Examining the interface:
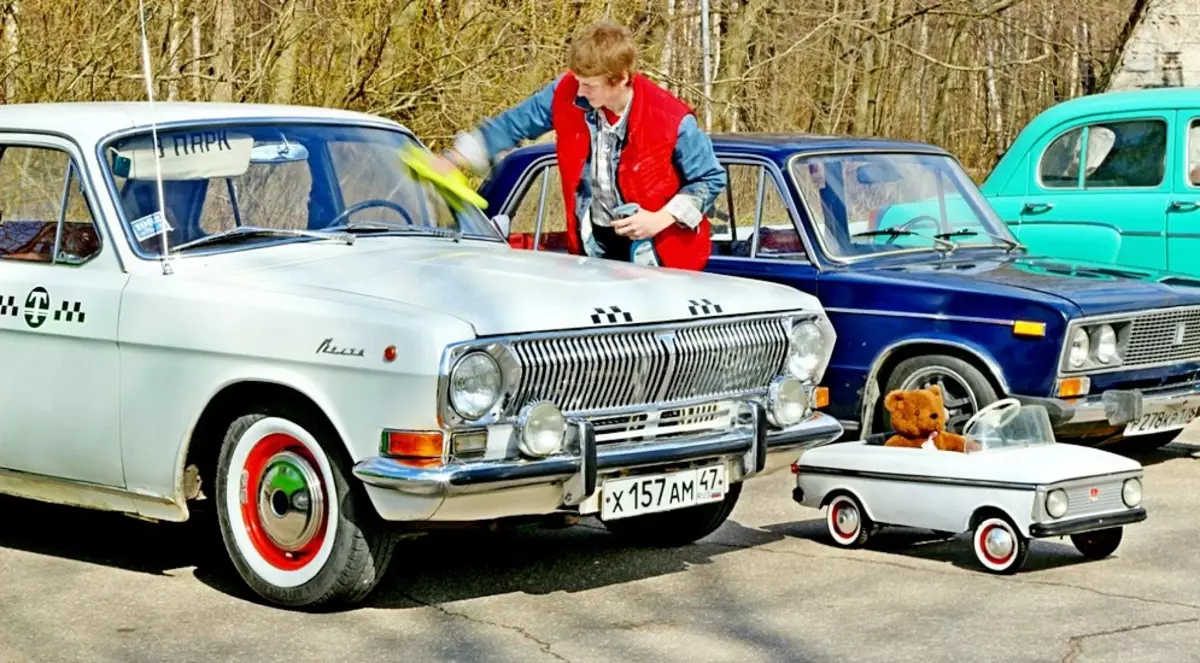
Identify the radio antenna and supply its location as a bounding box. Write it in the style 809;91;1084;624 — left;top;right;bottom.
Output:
136;0;173;275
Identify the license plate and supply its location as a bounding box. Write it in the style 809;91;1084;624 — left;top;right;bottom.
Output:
600;464;726;521
1124;402;1200;436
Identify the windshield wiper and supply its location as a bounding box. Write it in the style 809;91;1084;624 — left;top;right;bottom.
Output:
934;228;1025;253
323;221;462;242
171;226;355;253
852;228;957;252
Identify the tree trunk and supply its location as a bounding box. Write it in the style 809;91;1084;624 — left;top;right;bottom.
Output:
212;0;235;102
168;0;182;101
3;0;19;103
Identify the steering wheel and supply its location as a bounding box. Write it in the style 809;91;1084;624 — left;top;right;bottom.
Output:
884;214;941;243
963;397;1021;434
327;198;415;227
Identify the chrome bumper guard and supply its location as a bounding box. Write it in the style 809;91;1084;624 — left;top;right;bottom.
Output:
1016;382;1200;427
352;404;844;502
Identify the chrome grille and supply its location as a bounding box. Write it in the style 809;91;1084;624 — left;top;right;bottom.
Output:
1062;481;1127;519
507;317;791;415
1124;307;1200;367
589;402;735;445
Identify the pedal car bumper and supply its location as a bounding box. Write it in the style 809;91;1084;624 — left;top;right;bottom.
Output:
1015;382;1200;437
1030;507;1147;537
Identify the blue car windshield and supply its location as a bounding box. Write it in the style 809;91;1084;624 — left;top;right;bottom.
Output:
100;122;501;256
789;151;1016;259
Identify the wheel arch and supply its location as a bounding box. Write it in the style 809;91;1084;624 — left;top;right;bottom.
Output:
859;339;1010;434
819;486;877;522
967;504;1028;537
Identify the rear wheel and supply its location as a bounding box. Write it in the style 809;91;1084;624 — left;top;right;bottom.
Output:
826;493;873;548
602;482;742;547
882;354;1000;434
1071;527;1123;560
215;411;396;609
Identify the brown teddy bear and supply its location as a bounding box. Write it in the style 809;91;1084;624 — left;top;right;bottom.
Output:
882;385;969;452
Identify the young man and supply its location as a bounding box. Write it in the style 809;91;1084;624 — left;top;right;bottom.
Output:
441;20;727;271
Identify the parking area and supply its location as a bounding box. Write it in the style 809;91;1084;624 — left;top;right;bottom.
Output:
1;424;1197;663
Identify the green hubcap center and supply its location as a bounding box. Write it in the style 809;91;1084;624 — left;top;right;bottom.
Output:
257;451;324;552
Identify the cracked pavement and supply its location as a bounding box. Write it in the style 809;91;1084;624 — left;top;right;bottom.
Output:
1;425;1197;663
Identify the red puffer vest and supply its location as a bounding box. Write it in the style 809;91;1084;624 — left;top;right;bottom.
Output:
550;72;711;271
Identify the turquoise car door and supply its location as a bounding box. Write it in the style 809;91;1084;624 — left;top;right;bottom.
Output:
1168;110;1200;276
1013;112;1172;271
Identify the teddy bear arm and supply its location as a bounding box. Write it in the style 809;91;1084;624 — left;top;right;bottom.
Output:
936;431;968;452
884;434;924;448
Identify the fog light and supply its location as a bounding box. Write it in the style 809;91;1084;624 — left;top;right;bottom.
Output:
517;401;566;457
768;376;807;427
1122;478;1142;507
1046;488;1068;518
451;430;488;457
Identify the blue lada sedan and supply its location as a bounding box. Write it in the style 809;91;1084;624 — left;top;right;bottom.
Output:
477;133;1200;449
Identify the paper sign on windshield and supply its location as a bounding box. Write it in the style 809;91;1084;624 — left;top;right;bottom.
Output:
130;210;172;241
113;130;254;181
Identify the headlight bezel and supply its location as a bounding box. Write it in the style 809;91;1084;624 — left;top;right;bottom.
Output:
1045;488;1069;519
438;341;523;427
448;351;503;420
785;314;835;384
1059;318;1132;375
1122;477;1142;507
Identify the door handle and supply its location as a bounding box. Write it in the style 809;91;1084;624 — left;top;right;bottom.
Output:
1169;200;1200;212
1022;202;1053;214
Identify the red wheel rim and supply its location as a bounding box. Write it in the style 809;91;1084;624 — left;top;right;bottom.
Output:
830;499;859;541
978;523;1014;565
240;432;329;571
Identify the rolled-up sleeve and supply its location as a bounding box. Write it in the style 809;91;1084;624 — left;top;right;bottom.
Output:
452;76;561;173
665;114;728;229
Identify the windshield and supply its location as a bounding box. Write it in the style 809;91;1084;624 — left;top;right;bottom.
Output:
789;151;1018;259
962;402;1056;453
101;122;501;255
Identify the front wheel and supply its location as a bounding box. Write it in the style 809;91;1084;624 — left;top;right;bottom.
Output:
1071;527;1123;560
602;482;742;547
215;412;396;609
972;515;1029;574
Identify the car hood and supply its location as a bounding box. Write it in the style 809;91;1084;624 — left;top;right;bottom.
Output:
189;237;820;336
870;255;1200;317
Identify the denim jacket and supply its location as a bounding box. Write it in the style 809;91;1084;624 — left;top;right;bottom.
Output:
453;75;728;233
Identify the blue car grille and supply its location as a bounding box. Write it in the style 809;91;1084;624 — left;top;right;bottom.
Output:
507;317;790;415
1123;307;1200;367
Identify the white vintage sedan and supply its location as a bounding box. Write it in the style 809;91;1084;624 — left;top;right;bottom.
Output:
791;399;1146;573
0;101;841;608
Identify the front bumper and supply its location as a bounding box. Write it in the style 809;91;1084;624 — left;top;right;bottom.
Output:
1029;507;1147;537
1014;382;1200;436
352;403;844;504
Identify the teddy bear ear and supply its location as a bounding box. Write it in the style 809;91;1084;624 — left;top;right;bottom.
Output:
926;384;942;397
885;391;905;409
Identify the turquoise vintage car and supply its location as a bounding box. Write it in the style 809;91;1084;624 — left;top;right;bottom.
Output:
980;87;1200;276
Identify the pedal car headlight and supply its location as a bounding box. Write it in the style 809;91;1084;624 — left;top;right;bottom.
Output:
1067;327;1090;369
1046;489;1069;518
449;352;502;420
787;321;823;380
767;376;807;427
517;401;566;457
1122;478;1142;507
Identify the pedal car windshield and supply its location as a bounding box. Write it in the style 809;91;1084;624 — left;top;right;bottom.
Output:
962;400;1056;452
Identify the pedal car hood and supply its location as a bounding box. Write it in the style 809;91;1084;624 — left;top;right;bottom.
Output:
796;441;1142;486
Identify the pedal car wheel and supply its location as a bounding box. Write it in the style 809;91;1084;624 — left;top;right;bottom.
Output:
1070;527;1123;560
215;411;396;609
972;516;1029;574
826;493;872;547
603;482;742;547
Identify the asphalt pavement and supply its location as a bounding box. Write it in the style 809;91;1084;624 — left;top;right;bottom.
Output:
1;423;1198;663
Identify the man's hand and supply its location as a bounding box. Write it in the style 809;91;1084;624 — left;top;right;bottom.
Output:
612;208;675;240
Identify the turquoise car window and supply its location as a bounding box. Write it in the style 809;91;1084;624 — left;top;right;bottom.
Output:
1039;127;1084;188
1188;120;1200;186
1082;119;1165;188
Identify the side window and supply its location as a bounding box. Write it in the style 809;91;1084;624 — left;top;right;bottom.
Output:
712;162;805;259
0;145;100;264
507;163;568;252
1038;127;1083;188
1189;119;1200;187
1082;119;1166;188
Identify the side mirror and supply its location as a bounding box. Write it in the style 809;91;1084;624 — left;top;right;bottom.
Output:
491;214;511;237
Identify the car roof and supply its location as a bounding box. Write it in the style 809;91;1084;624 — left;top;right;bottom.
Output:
1022;87;1200;128
0;101;409;146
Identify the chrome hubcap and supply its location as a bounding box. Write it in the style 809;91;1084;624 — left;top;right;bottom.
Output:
835;503;859;535
256;451;325;552
984;527;1014;561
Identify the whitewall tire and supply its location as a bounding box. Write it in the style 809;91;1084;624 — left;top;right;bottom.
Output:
826;493;872;548
215;411;395;608
972;516;1029;574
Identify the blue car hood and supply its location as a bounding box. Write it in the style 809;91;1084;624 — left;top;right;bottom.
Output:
870;255;1200;316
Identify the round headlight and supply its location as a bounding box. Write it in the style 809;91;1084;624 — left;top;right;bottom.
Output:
1094;324;1118;364
449;352;502;420
768;376;807;427
518;401;566;457
1068;327;1090;368
787;321;824;380
1122;477;1142;507
1046;488;1069;518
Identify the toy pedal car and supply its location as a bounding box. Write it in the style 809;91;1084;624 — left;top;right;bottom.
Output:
790;399;1147;574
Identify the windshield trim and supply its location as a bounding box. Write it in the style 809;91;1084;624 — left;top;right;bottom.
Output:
94;115;504;262
783;149;1019;266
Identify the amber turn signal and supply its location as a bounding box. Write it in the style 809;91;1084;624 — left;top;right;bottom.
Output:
1055;377;1090;398
1012;320;1046;337
813;386;830;409
383;430;444;459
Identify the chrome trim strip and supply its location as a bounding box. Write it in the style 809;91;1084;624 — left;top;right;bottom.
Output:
794;464;1039;491
353;412;844;496
858;338;1012;435
823;307;1016;326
